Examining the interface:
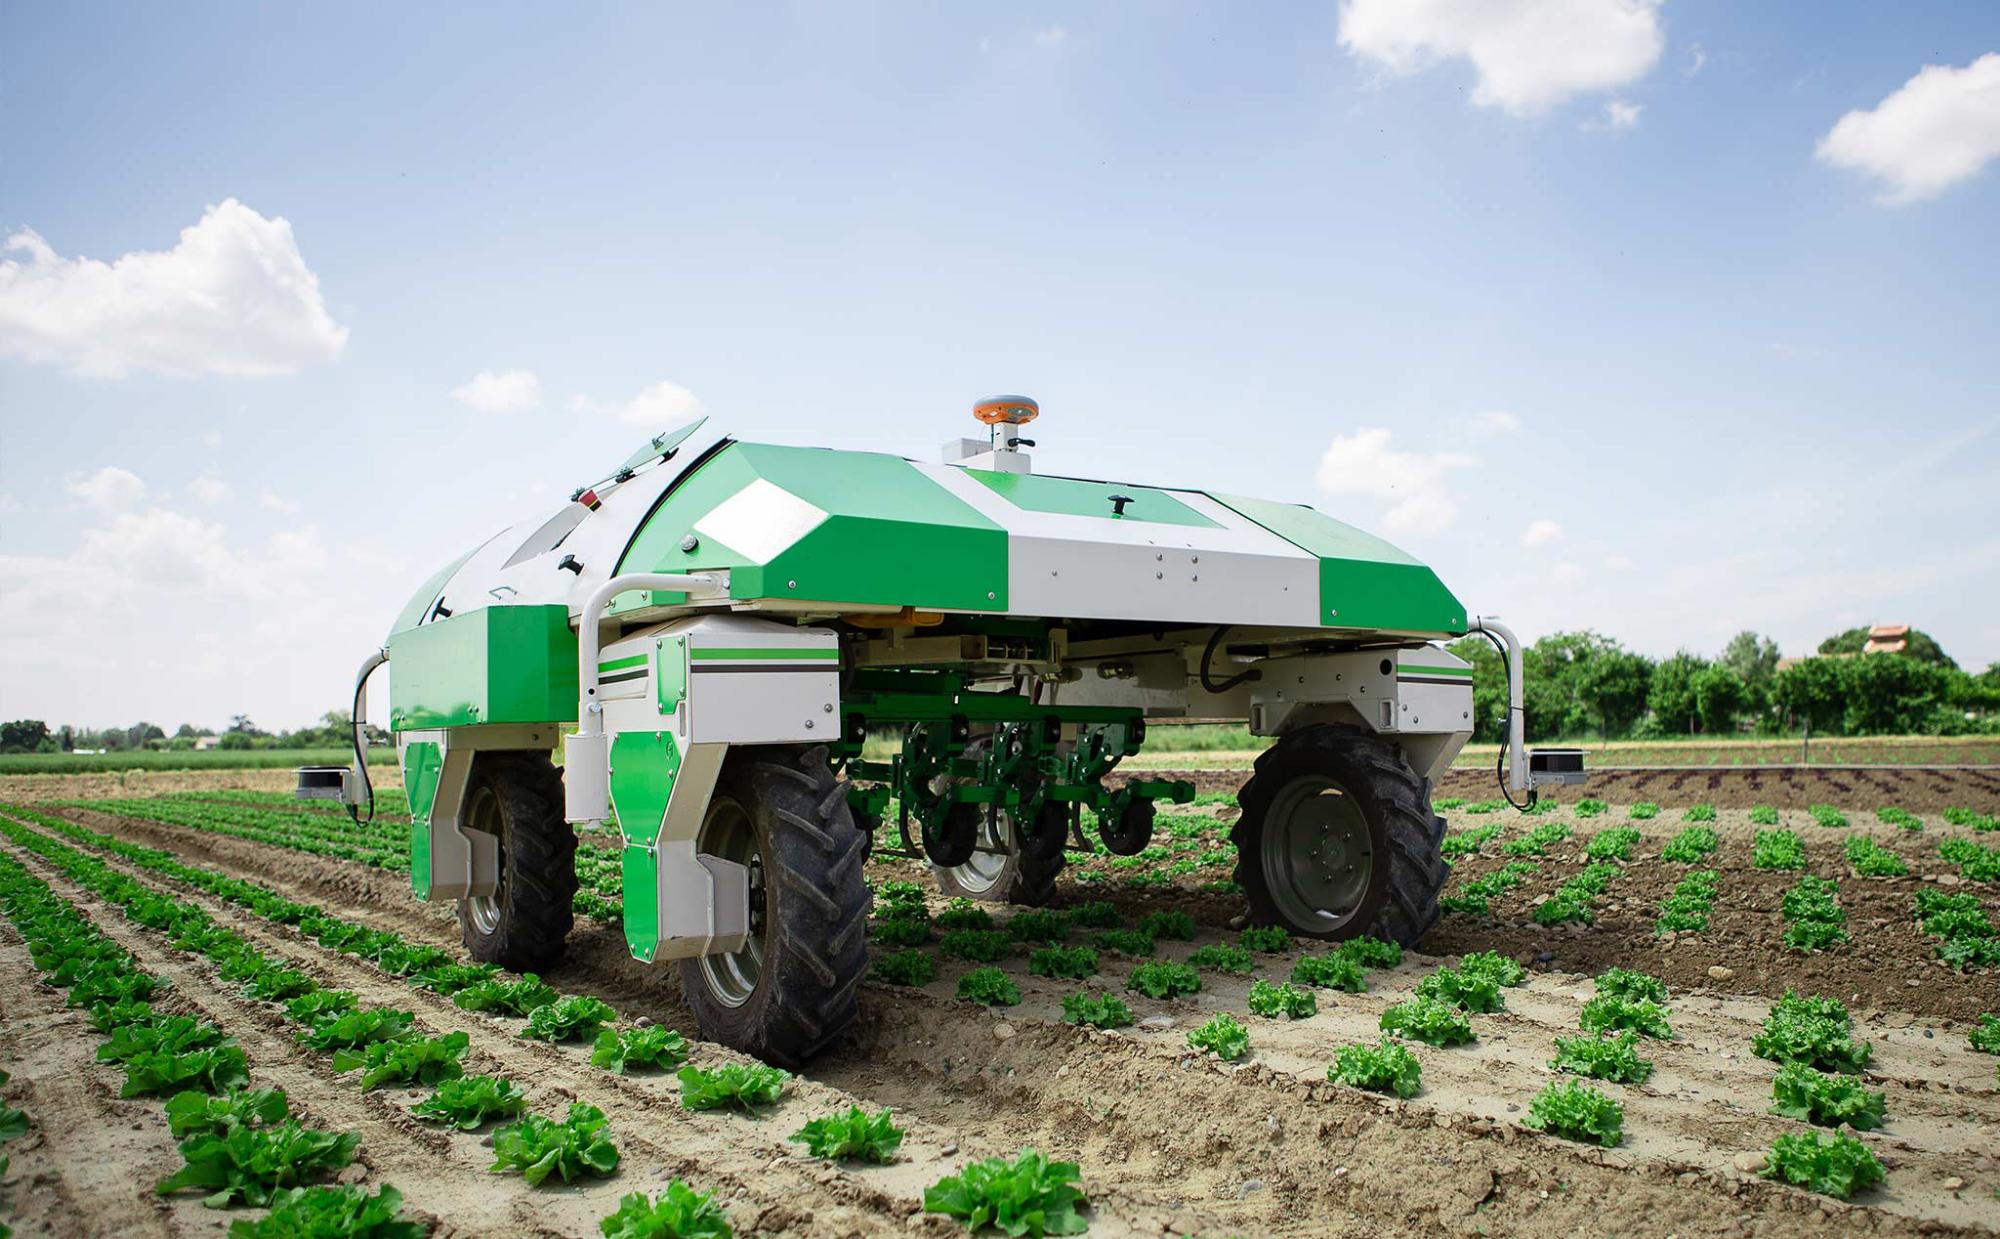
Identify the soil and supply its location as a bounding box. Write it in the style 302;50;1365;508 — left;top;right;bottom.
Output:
2;778;1997;1238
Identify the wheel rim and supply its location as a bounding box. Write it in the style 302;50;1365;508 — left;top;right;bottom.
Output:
463;784;506;935
696;797;765;1008
942;810;1015;896
1261;775;1374;933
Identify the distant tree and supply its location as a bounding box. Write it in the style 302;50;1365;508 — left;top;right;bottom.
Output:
57;725;75;752
126;722;166;749
0;720;51;754
173;723;203;739
1720;631;1781;689
1692;665;1751;733
1817;625;1958;670
218;731;254;750
1445;636;1508;743
1648;653;1708;734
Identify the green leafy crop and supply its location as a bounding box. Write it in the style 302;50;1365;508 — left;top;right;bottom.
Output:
598;1183;734;1239
1137;910;1196;941
1337;936;1403;969
1661;826;1719;864
489;1102;621;1185
1876;806;1923;831
1574;798;1608;818
1549;1032;1652;1084
1458;950;1526;988
1441;823;1504;857
1808;804;1849;829
1246;979;1316;1019
788;1106;904;1163
940;930;1012;963
1770;1062;1886;1130
935;900;996;933
1239;925;1292;953
1752;829;1806;870
1186;944;1255;974
297;1008;415;1053
1502;823;1571;857
1378;998;1472;1047
1628;802;1660;820
871;949;937;987
452;974;560;1016
1970;1013;2000;1054
872;917;932;947
1186;1013;1250;1061
677;1063;790;1112
99;1015;226;1063
592;1026;690;1074
1655;868;1720;935
157;1121;362;1207
520;996;619;1043
1938;836;2000;882
1752;991;1870;1074
874;880;927;913
164;1088;289;1140
225;1184;423;1239
1750;805;1780;826
1027;946;1099;980
1585;827;1642;862
1005;910;1070;944
1594;967;1667;1004
1090;928;1155;957
1521;1080;1624;1148
331;1031;468;1091
1328;1038;1422;1098
1061;991;1134;1028
956;967;1023;1006
1414;967;1504;1013
1289;952;1366;992
1780;875;1850;951
411;1074;526;1130
1125;961;1201;999
1762;1129;1884;1199
1682;804;1717;823
1942;806;1999;830
1578;994;1672;1040
122;1045;252;1099
1842;836;1907;877
284;990;357;1027
924;1148;1088;1238
409;962;499;996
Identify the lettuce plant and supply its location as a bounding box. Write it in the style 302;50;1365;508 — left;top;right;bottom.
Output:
598;1183;734;1239
1521;1080;1624;1148
924;1149;1087;1238
1246;980;1316;1019
1061;991;1134;1029
490;1103;621;1186
788;1106;904;1163
1186;1013;1249;1061
677;1063;789;1112
1328;1039;1421;1098
956;967;1022;1007
592;1026;690;1074
411;1074;526;1130
1763;1130;1884;1199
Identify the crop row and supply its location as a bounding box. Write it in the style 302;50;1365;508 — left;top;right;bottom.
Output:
0;808;1098;1236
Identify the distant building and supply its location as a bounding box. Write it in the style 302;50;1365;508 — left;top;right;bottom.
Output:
193;734;222;750
1863;624;1910;655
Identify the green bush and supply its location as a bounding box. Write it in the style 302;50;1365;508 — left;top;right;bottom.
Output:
1749;805;1780;826
677;1064;789;1112
1458;950;1526;987
1337;936;1403;969
1585;827;1642;862
1682;804;1716;823
1005;910;1070;944
1137;910;1196;941
1875;806;1923;831
1808;804;1850;829
1090;929;1155;957
935;900;995;932
939;930;1011;962
1027;945;1098;980
1628;802;1659;820
1239;925;1292;953
488;1103;620;1185
1842;836;1908;877
1594;967;1667;1004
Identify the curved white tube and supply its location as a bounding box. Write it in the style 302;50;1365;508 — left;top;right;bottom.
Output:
1470;616;1527;792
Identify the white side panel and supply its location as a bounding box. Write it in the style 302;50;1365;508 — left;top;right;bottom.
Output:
913;463;1321;626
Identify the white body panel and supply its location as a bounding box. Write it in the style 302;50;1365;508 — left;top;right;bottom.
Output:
915;463;1323;626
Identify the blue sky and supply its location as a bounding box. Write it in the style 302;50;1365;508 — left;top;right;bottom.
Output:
3;2;1997;730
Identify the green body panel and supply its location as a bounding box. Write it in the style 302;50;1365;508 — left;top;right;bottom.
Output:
1210;492;1467;633
388;543;484;638
1402;663;1473;678
609;731;681;962
971;471;1218;528
402;741;443;898
387;606;580;731
614;442;1008;612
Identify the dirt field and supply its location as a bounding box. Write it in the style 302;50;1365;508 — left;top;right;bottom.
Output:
1;769;1996;1238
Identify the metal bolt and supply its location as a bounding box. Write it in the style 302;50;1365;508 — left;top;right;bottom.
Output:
679;533;700;552
804;719;814;729
987;591;996;600
787;579;797;589
1155;572;1163;580
822;703;834;712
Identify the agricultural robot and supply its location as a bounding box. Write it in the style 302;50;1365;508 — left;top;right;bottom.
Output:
302;400;1581;1064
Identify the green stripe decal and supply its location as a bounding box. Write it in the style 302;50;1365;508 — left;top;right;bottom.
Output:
690;647;838;661
1401;664;1472;677
597;655;649;673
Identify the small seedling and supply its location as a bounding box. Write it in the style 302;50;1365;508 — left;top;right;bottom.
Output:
1186;1013;1250;1061
677;1063;789;1112
1061;991;1135;1029
789;1106;904;1163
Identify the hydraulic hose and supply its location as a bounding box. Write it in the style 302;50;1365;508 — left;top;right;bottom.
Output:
348;647;389;824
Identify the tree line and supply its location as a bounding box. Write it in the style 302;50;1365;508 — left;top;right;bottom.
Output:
1443;626;2000;743
0;712;389;755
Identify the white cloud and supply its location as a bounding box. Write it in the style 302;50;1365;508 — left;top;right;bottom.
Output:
1683;42;1707;78
200;430;224;450
1605;553;1634;570
1034;25;1067;46
0;199;348;377
1552;560;1585;583
188;472;233;505
1466;409;1522;438
65;465;146;511
1338;0;1664;116
616;380;706;428
258;489;302;516
1587;99;1643;130
451;368;543;413
1816;53;2000;204
1314;428;1475;537
1522;518;1564;546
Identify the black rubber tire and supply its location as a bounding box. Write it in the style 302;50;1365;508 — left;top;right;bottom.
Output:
1230;724;1449;945
457;751;576;970
929;738;1065;907
677;745;870;1068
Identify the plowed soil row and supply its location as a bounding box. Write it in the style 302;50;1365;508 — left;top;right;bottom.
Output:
18;803;1999;1237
